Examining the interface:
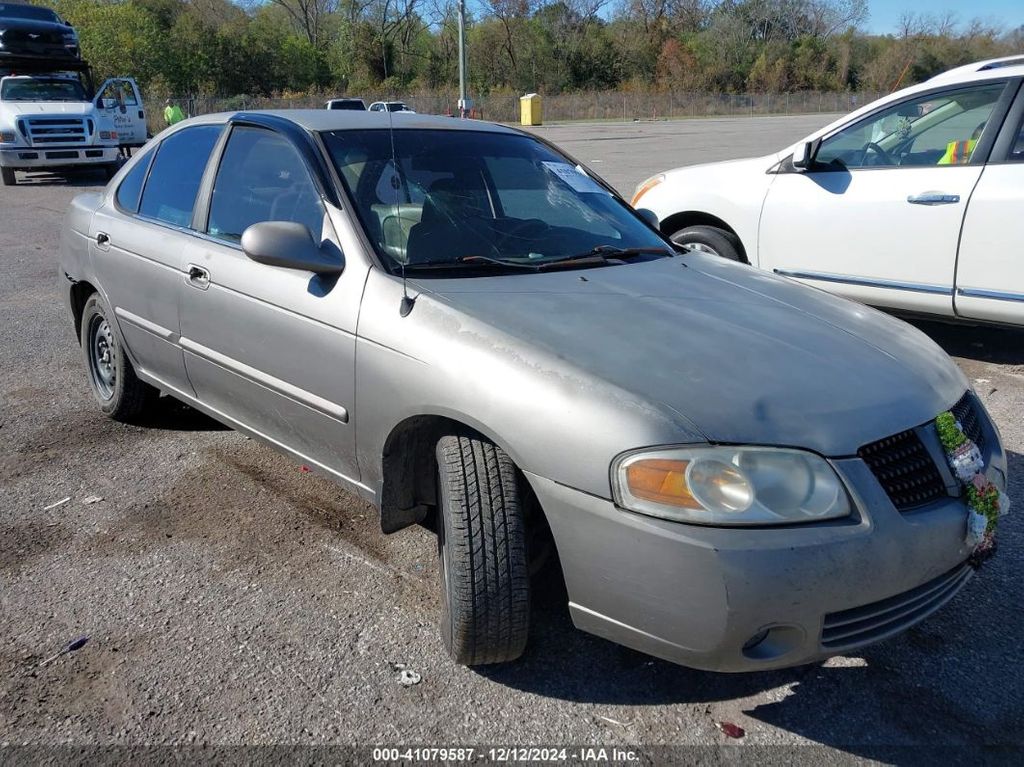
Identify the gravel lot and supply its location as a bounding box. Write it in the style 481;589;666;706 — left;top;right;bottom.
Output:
1;114;1022;761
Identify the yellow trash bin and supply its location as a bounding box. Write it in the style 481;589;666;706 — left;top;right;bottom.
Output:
520;93;542;126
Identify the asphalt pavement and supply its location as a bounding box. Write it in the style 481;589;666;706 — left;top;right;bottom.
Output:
1;114;1022;761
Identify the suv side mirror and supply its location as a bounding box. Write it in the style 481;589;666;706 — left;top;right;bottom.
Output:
241;221;344;275
792;138;821;170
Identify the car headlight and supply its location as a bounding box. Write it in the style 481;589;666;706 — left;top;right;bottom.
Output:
612;446;851;526
0;130;16;143
630;173;664;206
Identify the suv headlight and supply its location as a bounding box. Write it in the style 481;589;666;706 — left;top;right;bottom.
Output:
612;446;851;526
630;173;664;206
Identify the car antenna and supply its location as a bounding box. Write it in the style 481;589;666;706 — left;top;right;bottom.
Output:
381;42;414;317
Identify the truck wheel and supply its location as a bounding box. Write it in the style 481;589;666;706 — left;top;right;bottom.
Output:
435;434;530;665
1;167;15;186
80;293;157;421
671;225;744;262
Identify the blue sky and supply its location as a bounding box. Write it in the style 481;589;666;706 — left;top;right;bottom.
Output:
867;0;1024;34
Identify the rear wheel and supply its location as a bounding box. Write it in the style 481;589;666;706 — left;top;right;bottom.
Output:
80;293;157;421
1;167;16;186
435;434;530;665
671;224;743;262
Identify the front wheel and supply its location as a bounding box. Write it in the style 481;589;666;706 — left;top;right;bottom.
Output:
671;224;744;262
80;293;157;421
436;434;530;665
1;167;16;186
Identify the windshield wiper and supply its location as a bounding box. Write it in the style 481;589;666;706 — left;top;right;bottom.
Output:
399;246;673;275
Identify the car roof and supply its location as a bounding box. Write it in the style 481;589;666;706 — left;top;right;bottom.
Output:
183;109;520;136
927;56;1024;85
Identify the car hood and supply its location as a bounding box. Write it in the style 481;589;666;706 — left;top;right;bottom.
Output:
663;153;778;179
1;101;92;115
413;255;967;457
0;18;68;33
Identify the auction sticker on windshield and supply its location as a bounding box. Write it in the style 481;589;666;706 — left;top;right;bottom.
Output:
542;161;607;194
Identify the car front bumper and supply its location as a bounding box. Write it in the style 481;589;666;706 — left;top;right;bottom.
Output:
527;407;1006;672
0;146;118;170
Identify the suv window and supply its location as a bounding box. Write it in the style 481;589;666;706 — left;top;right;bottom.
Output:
139;125;221;227
815;82;1007;170
115;151;154;213
206;126;324;243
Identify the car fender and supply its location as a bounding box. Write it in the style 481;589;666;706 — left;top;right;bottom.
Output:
635;155;779;267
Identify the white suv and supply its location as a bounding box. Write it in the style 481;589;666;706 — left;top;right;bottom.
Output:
633;56;1024;328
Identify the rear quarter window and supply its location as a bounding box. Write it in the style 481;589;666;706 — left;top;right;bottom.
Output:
139;125;222;227
115;152;154;213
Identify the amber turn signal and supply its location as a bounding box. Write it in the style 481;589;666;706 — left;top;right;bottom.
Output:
625;458;702;508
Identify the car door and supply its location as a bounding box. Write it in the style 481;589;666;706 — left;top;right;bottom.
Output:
954;82;1024;326
95;78;147;147
90;124;222;395
177;121;368;483
759;80;1015;317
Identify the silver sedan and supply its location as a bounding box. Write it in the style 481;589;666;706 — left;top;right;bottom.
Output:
58;110;1007;671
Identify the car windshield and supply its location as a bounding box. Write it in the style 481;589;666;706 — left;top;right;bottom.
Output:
0;78;86;102
321;128;670;272
0;4;60;22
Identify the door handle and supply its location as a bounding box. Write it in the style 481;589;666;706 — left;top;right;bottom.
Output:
907;192;960;205
186;264;210;290
95;231;109;246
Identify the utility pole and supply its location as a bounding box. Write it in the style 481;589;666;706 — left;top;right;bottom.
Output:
457;0;471;118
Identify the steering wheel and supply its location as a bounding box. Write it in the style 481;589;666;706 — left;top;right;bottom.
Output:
861;141;896;167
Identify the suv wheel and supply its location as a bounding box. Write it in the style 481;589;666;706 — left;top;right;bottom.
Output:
1;167;16;186
435;434;530;665
80;293;157;421
671;224;744;262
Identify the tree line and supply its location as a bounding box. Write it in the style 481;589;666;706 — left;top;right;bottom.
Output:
41;0;1024;99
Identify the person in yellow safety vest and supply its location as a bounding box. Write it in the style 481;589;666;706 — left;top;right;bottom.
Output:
163;98;185;127
938;121;986;165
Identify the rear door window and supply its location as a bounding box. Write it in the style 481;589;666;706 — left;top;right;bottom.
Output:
139;125;221;227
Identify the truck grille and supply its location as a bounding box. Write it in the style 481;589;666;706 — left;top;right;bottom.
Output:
821;562;972;649
858;428;946;510
950;392;984;451
22;117;90;145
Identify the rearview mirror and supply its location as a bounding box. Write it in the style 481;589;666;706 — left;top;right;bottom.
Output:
241;221;344;275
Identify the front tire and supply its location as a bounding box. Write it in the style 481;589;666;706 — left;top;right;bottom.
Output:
1;167;16;186
436;434;530;665
671;224;743;262
80;293;157;421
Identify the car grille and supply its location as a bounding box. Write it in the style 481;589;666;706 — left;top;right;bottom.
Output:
821;562;972;649
22;117;90;145
950;391;985;451
858;428;946;510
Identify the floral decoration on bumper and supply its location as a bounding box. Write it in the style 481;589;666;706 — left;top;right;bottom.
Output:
935;411;1009;564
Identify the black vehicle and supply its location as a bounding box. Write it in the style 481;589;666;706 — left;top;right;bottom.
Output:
325;98;366;111
0;3;79;60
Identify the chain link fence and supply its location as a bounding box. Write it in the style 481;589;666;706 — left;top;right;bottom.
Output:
149;89;884;130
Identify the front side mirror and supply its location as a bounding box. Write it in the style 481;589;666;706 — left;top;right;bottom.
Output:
791;138;823;171
241;221;344;275
635;208;660;230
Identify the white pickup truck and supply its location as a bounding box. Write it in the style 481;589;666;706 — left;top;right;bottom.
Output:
0;63;144;185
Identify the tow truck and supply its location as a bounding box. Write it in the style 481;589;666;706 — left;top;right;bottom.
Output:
0;56;144;185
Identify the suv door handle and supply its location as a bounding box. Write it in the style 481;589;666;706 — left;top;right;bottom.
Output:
187;264;210;290
907;192;960;205
95;231;109;246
